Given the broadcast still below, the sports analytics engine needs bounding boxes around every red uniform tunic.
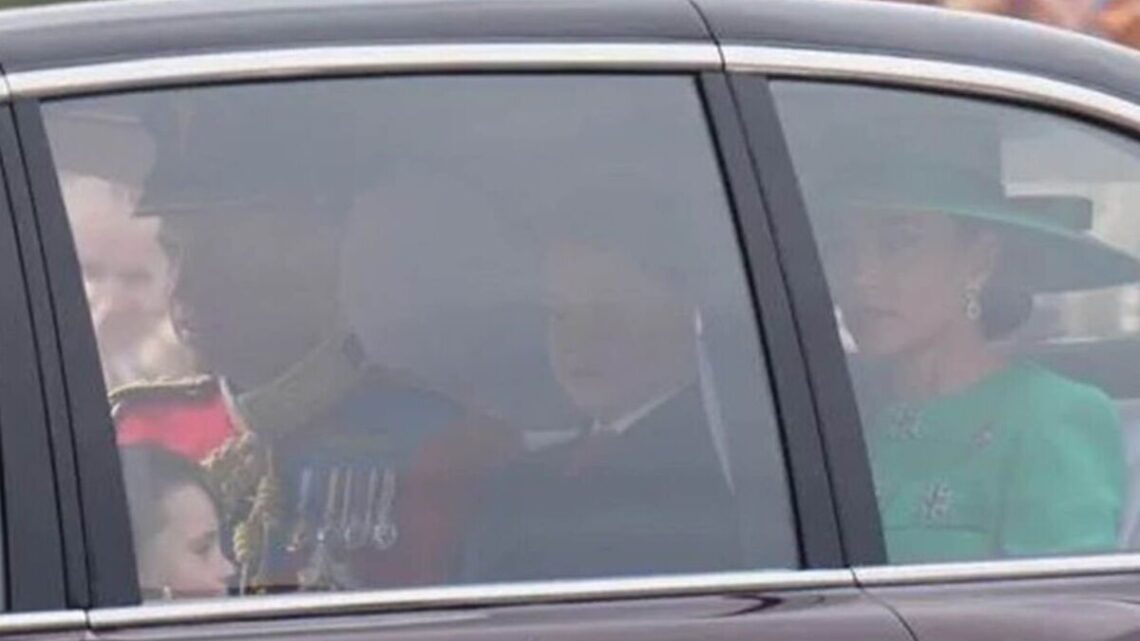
[112,377,236,461]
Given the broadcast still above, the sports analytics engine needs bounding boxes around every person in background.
[891,0,1093,25]
[63,171,195,391]
[886,0,1140,50]
[1100,0,1140,48]
[120,444,234,599]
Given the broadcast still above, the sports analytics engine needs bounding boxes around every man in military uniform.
[111,86,518,592]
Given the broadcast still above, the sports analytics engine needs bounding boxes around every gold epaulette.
[109,375,221,419]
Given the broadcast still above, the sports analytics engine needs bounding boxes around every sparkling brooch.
[919,481,954,523]
[884,404,924,440]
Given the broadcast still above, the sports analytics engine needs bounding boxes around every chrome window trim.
[725,45,1140,133]
[856,553,1140,586]
[0,610,86,634]
[5,43,720,99]
[0,70,10,103]
[87,570,853,629]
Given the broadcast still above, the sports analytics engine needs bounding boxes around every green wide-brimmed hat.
[816,157,1140,293]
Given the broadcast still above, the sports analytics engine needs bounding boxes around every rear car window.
[43,75,796,598]
[772,80,1140,565]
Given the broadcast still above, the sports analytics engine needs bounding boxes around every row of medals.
[287,465,399,590]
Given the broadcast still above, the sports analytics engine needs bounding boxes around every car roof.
[0,0,710,72]
[0,0,1138,105]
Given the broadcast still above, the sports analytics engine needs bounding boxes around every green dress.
[868,362,1123,564]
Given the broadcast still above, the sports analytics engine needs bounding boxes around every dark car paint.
[24,634,83,641]
[867,574,1140,641]
[0,0,709,73]
[0,0,1134,105]
[90,590,912,641]
[0,1,1137,640]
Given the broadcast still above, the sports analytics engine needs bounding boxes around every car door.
[12,45,913,641]
[730,38,1140,641]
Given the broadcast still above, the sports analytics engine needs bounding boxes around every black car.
[1,0,1140,639]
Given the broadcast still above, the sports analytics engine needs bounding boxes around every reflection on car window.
[772,82,1140,564]
[44,76,795,598]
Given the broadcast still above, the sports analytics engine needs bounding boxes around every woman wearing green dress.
[825,161,1140,564]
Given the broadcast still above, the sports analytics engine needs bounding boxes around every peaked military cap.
[134,83,363,219]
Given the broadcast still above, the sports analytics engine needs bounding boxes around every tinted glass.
[772,81,1140,564]
[45,75,795,598]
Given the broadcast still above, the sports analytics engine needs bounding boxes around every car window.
[42,75,796,599]
[770,80,1140,565]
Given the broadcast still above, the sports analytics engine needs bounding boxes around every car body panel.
[866,575,1140,641]
[0,0,709,73]
[4,630,85,641]
[0,103,72,612]
[87,590,911,641]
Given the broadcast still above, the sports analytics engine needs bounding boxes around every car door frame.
[6,42,908,639]
[0,98,85,633]
[723,70,887,568]
[10,96,139,610]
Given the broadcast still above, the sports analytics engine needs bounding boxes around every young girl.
[120,445,235,599]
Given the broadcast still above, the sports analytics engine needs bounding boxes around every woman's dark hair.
[957,220,1035,340]
[978,268,1034,340]
[119,445,221,553]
